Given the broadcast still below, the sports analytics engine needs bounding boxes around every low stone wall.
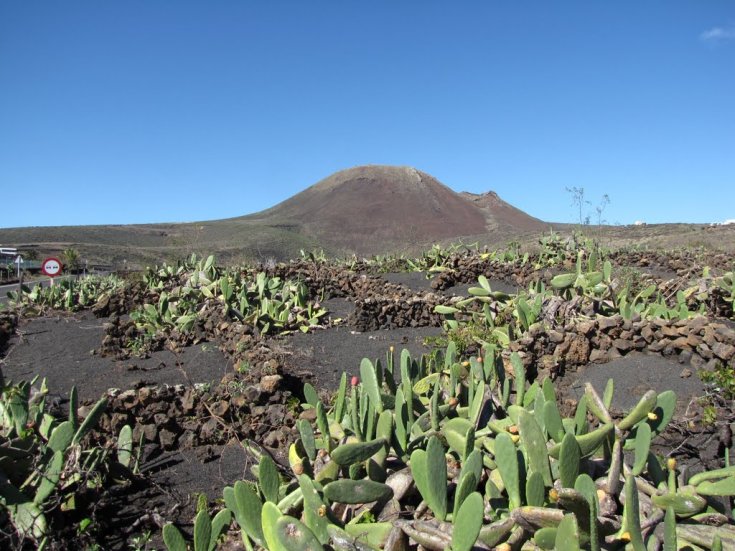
[93,372,298,459]
[348,293,446,331]
[506,314,735,381]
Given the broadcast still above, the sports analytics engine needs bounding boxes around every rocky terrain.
[1,236,735,549]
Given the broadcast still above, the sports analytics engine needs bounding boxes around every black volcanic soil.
[2,311,711,429]
[1,313,231,402]
[276,325,443,391]
[565,352,705,413]
[0,307,724,548]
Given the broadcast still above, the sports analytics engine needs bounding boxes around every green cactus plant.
[296,475,331,544]
[261,501,322,551]
[163,508,231,551]
[451,491,484,551]
[494,431,521,509]
[117,424,133,468]
[410,435,448,520]
[558,432,581,488]
[331,438,387,467]
[74,299,723,551]
[323,479,393,504]
[223,480,264,546]
[554,513,580,551]
[517,408,553,486]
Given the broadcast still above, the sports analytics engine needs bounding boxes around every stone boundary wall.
[90,312,735,458]
[506,314,735,381]
[93,372,298,457]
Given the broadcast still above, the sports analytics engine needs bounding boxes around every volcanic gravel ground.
[0,313,231,402]
[563,351,705,413]
[0,310,444,417]
[381,271,435,292]
[0,307,728,548]
[276,324,443,390]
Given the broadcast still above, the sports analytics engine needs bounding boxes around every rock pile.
[92,281,153,317]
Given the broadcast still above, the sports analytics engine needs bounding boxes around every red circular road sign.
[41,257,63,277]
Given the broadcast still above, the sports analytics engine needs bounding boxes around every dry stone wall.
[506,314,735,382]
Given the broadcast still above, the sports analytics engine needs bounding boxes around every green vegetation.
[161,346,735,550]
[7,275,124,313]
[0,379,135,547]
[61,248,81,273]
[130,255,327,350]
[700,362,735,401]
[7,254,328,351]
[2,237,734,548]
[429,241,733,353]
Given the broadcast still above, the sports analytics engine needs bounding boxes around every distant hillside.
[0,165,548,266]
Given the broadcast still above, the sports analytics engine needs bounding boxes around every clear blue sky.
[1,2,733,228]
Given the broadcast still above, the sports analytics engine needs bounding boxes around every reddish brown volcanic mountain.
[460,190,546,233]
[248,165,545,251]
[0,165,547,265]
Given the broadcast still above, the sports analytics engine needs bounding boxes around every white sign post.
[14,255,23,278]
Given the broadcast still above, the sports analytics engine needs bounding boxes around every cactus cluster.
[8,274,124,313]
[3,245,733,548]
[163,345,734,550]
[138,255,325,336]
[434,260,735,354]
[127,255,328,351]
[7,254,328,348]
[0,380,124,545]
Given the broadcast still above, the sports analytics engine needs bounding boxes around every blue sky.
[1,1,733,228]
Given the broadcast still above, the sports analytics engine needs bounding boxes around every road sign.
[14,255,23,265]
[41,257,62,277]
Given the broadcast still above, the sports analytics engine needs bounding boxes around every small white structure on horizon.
[722,219,735,226]
[633,220,646,226]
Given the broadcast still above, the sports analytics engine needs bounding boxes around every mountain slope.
[460,190,546,232]
[247,165,491,250]
[0,165,547,265]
